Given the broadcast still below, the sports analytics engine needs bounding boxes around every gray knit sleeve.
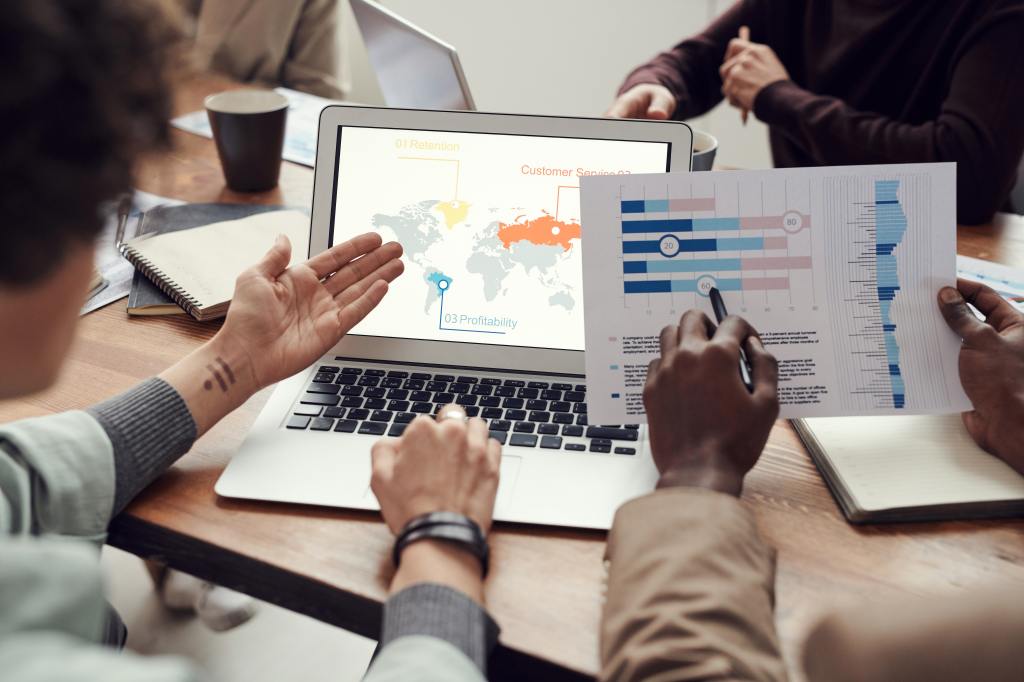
[381,583,500,672]
[88,378,196,514]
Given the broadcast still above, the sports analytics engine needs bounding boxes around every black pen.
[708,286,755,393]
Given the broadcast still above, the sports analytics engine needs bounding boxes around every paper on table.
[171,87,347,168]
[957,251,1024,313]
[81,190,185,315]
[580,163,970,423]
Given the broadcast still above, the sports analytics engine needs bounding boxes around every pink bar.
[740,216,783,229]
[741,277,790,291]
[762,236,788,249]
[668,197,715,211]
[741,256,812,270]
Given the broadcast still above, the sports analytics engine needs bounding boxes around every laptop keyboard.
[285,363,641,455]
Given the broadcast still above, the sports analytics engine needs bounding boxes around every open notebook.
[794,415,1024,523]
[120,210,309,321]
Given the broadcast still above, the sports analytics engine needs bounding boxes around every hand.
[719,37,789,113]
[371,406,502,602]
[938,280,1024,473]
[643,311,779,496]
[219,232,404,390]
[606,83,677,120]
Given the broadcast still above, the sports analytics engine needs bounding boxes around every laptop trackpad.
[363,455,522,507]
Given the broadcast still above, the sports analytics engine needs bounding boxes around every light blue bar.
[668,278,743,293]
[644,199,669,212]
[646,258,743,273]
[692,218,741,231]
[715,237,764,250]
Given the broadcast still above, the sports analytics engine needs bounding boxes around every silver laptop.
[351,0,476,111]
[216,106,693,529]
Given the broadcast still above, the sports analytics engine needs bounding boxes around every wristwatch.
[393,511,490,577]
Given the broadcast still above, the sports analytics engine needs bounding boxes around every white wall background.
[339,0,772,170]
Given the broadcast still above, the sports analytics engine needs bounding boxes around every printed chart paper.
[580,163,970,422]
[957,253,1024,313]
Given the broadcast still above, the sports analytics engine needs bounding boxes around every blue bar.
[644,258,743,274]
[622,219,694,233]
[623,240,662,254]
[624,280,671,293]
[624,278,744,294]
[621,200,646,213]
[623,261,647,274]
[716,237,765,250]
[693,218,741,231]
[622,237,764,255]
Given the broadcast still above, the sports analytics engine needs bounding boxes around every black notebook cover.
[127,203,288,315]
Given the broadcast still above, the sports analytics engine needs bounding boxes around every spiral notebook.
[794,415,1024,523]
[120,209,309,321]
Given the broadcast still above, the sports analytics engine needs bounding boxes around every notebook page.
[804,415,1024,512]
[124,210,309,309]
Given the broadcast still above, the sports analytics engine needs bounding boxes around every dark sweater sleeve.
[618,0,766,119]
[753,7,1024,225]
[88,378,197,515]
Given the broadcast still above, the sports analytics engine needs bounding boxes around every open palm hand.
[220,232,404,389]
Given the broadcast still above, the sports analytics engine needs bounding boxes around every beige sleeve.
[601,488,787,681]
[803,587,1024,682]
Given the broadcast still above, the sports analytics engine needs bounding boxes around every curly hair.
[0,0,181,286]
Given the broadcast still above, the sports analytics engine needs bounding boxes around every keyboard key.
[514,421,536,433]
[312,372,336,383]
[358,376,380,387]
[317,365,340,374]
[550,401,571,413]
[411,402,432,413]
[364,387,386,398]
[435,374,455,382]
[426,381,447,392]
[479,396,501,408]
[456,394,478,406]
[552,382,572,390]
[576,414,589,426]
[334,419,358,433]
[456,375,479,384]
[287,416,310,429]
[541,389,562,401]
[410,390,431,402]
[323,406,346,418]
[395,412,416,424]
[509,434,538,447]
[590,441,612,453]
[359,422,388,436]
[340,385,363,396]
[464,406,480,417]
[585,426,639,442]
[528,411,551,423]
[301,393,340,406]
[388,400,410,412]
[625,424,640,430]
[310,417,334,431]
[348,408,370,420]
[527,381,549,389]
[341,396,363,408]
[480,378,502,385]
[411,372,432,380]
[341,367,363,375]
[517,387,539,399]
[403,379,425,390]
[552,413,574,424]
[335,374,357,385]
[537,423,559,435]
[449,382,471,394]
[564,391,586,402]
[370,410,393,422]
[502,397,525,409]
[364,398,387,410]
[526,399,548,411]
[364,369,386,377]
[615,447,637,455]
[505,409,527,421]
[494,386,516,397]
[562,425,584,437]
[540,435,563,449]
[471,384,493,396]
[306,383,340,394]
[565,443,586,452]
[489,420,511,431]
[293,405,322,417]
[503,379,525,387]
[387,370,409,378]
[388,423,408,437]
[488,430,508,445]
[574,384,587,392]
[433,392,455,405]
[481,407,503,419]
[386,389,409,400]
[381,377,403,388]
[573,402,588,414]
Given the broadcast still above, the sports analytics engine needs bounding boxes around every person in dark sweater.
[608,0,1024,225]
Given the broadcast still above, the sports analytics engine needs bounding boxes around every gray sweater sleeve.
[380,583,500,672]
[87,378,196,515]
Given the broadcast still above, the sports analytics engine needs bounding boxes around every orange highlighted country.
[497,213,581,251]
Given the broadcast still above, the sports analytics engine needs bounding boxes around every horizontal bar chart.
[621,198,716,213]
[623,256,811,274]
[621,214,809,234]
[622,236,787,254]
[624,277,790,294]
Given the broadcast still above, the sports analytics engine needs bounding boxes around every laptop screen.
[330,125,671,351]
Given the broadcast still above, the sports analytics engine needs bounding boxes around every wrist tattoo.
[203,357,237,392]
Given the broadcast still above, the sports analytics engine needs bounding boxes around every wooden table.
[4,73,1024,680]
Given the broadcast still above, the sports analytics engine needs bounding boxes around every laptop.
[216,105,693,529]
[350,0,476,111]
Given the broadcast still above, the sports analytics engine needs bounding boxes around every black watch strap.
[393,512,490,577]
